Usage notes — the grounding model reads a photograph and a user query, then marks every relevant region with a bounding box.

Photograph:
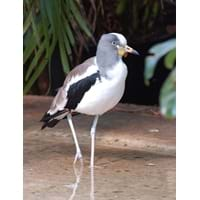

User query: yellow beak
[118,45,140,57]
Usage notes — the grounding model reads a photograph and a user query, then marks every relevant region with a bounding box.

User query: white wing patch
[64,59,98,93]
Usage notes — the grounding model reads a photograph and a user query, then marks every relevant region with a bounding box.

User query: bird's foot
[73,151,83,165]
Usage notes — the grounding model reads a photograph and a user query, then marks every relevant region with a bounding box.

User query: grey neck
[96,46,120,77]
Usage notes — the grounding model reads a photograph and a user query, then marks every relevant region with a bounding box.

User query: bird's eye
[112,41,117,46]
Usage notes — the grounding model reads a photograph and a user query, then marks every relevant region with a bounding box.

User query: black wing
[65,71,101,110]
[40,71,101,129]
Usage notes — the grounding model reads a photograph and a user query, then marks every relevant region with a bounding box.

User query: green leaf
[58,37,70,74]
[23,11,32,34]
[25,40,46,81]
[144,38,176,85]
[40,0,51,57]
[24,38,56,94]
[65,22,75,47]
[24,58,48,94]
[69,0,92,37]
[63,31,72,56]
[164,48,176,69]
[23,0,93,94]
[23,23,43,64]
[59,16,72,56]
[62,12,75,47]
[159,69,176,118]
[43,0,59,37]
[30,10,40,46]
[23,35,37,64]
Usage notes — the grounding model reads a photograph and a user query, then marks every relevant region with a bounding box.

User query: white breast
[75,60,128,115]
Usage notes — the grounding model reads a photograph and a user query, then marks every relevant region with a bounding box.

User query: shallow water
[24,140,175,200]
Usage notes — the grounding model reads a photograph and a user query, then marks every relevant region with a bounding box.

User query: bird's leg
[90,164,95,200]
[90,115,99,168]
[67,114,83,164]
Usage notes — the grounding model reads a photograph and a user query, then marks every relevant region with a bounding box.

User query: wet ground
[24,96,176,200]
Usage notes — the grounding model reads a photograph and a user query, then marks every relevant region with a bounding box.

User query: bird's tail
[40,110,80,130]
[40,110,68,130]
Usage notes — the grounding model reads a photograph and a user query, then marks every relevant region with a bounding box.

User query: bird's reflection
[66,162,83,200]
[66,162,95,200]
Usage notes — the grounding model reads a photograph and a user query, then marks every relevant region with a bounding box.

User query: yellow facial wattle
[118,48,126,57]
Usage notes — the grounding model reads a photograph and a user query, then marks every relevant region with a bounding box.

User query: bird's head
[97,33,139,58]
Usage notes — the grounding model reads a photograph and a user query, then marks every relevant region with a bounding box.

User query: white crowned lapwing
[41,33,139,167]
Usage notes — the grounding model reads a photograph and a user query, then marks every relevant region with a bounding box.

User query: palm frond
[23,0,93,94]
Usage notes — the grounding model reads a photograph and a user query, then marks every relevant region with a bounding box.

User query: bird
[40,33,139,167]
